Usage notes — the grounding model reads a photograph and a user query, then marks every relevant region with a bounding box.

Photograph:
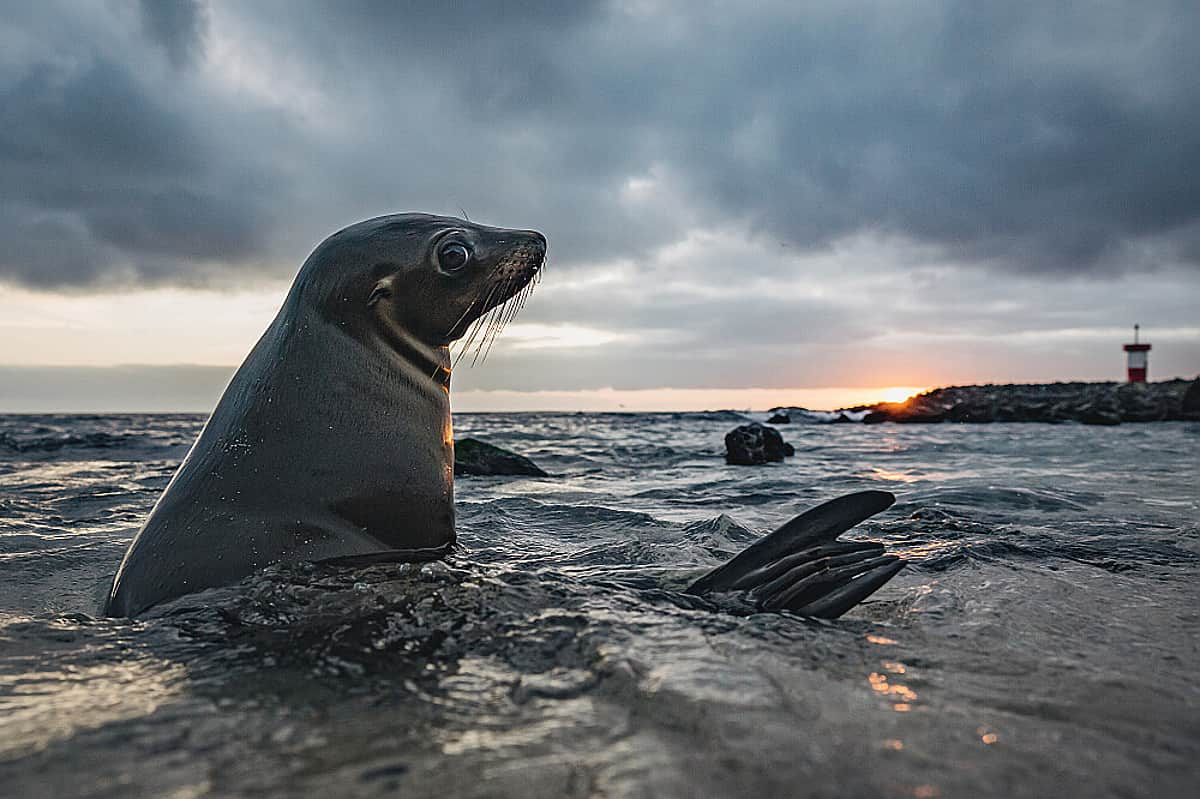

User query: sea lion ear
[367,277,395,307]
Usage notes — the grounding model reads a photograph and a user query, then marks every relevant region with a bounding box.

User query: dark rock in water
[1120,406,1164,423]
[725,423,792,465]
[1116,384,1170,422]
[1021,402,1055,423]
[765,412,791,424]
[1053,406,1078,423]
[454,438,548,477]
[1182,378,1200,420]
[991,403,1019,422]
[945,402,994,423]
[864,400,944,424]
[1080,407,1121,426]
[832,413,854,424]
[892,408,945,424]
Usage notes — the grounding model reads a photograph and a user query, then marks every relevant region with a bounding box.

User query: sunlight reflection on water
[0,621,186,760]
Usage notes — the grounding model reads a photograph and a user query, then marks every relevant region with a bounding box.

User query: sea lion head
[292,213,546,353]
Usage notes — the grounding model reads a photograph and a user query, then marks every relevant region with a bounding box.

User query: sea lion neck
[281,296,452,390]
[368,316,453,389]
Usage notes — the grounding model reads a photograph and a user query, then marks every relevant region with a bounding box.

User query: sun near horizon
[875,386,925,405]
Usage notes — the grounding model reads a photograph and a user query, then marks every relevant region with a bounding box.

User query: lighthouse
[1122,324,1151,383]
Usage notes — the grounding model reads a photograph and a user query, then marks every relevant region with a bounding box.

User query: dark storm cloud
[0,2,285,287]
[138,0,209,68]
[0,58,269,285]
[2,0,1200,289]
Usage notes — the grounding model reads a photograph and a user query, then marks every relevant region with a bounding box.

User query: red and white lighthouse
[1123,324,1151,383]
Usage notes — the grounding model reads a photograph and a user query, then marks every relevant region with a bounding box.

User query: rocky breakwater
[844,379,1199,425]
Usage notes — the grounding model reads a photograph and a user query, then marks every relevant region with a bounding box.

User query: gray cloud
[0,1,1197,398]
[0,5,293,287]
[3,1,1200,288]
[138,0,209,69]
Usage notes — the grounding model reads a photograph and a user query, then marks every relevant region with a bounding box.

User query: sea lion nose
[528,232,547,264]
[523,230,547,253]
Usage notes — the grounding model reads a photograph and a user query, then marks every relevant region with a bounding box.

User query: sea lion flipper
[788,558,907,619]
[756,554,902,613]
[684,490,904,617]
[684,490,895,595]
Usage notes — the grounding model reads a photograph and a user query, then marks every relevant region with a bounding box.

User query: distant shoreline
[770,378,1200,425]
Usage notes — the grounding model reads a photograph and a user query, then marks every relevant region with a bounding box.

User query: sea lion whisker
[500,286,522,327]
[488,285,517,341]
[491,274,519,326]
[452,251,542,367]
[507,272,535,321]
[470,295,507,365]
[500,276,529,327]
[518,275,535,308]
[453,312,485,365]
[512,284,532,321]
[484,271,540,362]
[456,293,492,348]
[452,280,506,366]
[472,303,505,366]
[478,273,527,363]
[455,317,490,367]
[448,294,484,340]
[466,279,504,332]
[480,301,512,363]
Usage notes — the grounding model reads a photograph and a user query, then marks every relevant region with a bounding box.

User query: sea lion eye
[438,242,471,273]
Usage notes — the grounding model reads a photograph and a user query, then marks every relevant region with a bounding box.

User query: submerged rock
[765,412,791,424]
[454,438,548,477]
[724,423,793,465]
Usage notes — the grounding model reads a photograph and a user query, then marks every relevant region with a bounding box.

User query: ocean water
[1,412,1197,798]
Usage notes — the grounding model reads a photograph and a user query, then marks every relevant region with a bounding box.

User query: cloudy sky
[2,0,1198,411]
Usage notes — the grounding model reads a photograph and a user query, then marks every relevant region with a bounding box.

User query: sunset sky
[2,1,1198,412]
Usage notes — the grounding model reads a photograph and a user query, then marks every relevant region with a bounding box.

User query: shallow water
[1,413,1197,797]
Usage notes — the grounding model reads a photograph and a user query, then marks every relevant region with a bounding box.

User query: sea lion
[106,213,904,617]
[106,213,546,616]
